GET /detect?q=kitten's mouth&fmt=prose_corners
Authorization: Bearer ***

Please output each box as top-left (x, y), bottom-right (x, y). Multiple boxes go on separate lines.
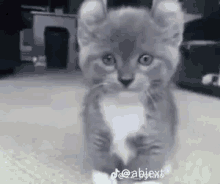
top-left (118, 78), bottom-right (134, 88)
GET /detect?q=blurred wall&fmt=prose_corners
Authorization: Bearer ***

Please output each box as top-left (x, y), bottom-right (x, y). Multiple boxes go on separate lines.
top-left (69, 0), bottom-right (82, 14)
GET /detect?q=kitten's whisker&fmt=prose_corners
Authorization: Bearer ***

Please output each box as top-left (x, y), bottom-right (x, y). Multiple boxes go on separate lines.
top-left (84, 83), bottom-right (109, 106)
top-left (90, 82), bottom-right (109, 91)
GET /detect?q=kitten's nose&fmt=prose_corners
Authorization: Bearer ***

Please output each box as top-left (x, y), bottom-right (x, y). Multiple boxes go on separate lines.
top-left (119, 78), bottom-right (134, 87)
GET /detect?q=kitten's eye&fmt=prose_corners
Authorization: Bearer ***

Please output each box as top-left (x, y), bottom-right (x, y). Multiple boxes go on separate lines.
top-left (102, 54), bottom-right (115, 66)
top-left (138, 54), bottom-right (153, 66)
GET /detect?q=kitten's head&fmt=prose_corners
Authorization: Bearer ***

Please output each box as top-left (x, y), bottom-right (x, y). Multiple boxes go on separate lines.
top-left (77, 0), bottom-right (184, 92)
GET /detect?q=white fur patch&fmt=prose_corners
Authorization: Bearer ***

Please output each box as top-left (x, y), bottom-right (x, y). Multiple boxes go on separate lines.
top-left (92, 170), bottom-right (117, 184)
top-left (100, 92), bottom-right (146, 165)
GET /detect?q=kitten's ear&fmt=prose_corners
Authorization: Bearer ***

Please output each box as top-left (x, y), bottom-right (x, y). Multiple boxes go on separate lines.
top-left (152, 1), bottom-right (184, 47)
top-left (77, 0), bottom-right (107, 46)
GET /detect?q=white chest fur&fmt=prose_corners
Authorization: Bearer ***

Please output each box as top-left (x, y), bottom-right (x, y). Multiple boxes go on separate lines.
top-left (99, 92), bottom-right (146, 165)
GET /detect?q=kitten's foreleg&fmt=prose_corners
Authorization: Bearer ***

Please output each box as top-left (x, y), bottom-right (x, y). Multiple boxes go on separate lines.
top-left (92, 170), bottom-right (117, 184)
top-left (133, 163), bottom-right (172, 184)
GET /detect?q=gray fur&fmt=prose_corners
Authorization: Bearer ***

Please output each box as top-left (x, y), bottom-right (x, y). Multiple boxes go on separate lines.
top-left (78, 0), bottom-right (184, 183)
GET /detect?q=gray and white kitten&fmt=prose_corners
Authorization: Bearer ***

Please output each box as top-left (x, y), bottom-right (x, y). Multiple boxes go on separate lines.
top-left (77, 0), bottom-right (184, 183)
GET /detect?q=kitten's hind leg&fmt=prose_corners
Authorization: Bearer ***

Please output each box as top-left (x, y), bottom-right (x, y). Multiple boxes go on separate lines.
top-left (92, 170), bottom-right (117, 184)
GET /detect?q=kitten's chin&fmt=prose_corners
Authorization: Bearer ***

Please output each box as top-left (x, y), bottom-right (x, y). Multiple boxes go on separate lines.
top-left (104, 83), bottom-right (142, 93)
top-left (95, 81), bottom-right (145, 95)
top-left (104, 87), bottom-right (139, 96)
top-left (101, 91), bottom-right (144, 106)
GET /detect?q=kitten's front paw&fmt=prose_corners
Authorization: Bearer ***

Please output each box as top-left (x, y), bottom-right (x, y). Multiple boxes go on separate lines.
top-left (92, 170), bottom-right (117, 184)
top-left (134, 182), bottom-right (162, 184)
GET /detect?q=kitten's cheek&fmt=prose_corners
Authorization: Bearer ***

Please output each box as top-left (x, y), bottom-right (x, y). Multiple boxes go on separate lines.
top-left (94, 63), bottom-right (116, 79)
top-left (133, 74), bottom-right (150, 89)
top-left (106, 73), bottom-right (120, 84)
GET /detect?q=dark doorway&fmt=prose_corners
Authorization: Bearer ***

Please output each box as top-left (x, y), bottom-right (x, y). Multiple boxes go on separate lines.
top-left (44, 27), bottom-right (69, 69)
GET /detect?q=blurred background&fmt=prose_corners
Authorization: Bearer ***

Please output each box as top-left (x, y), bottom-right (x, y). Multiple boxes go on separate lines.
top-left (0, 0), bottom-right (220, 97)
top-left (0, 1), bottom-right (220, 184)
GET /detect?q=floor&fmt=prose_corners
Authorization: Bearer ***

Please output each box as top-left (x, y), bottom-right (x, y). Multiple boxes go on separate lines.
top-left (0, 70), bottom-right (219, 184)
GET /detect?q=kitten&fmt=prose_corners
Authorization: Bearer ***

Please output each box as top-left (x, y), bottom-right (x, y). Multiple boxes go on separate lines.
top-left (77, 0), bottom-right (184, 183)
